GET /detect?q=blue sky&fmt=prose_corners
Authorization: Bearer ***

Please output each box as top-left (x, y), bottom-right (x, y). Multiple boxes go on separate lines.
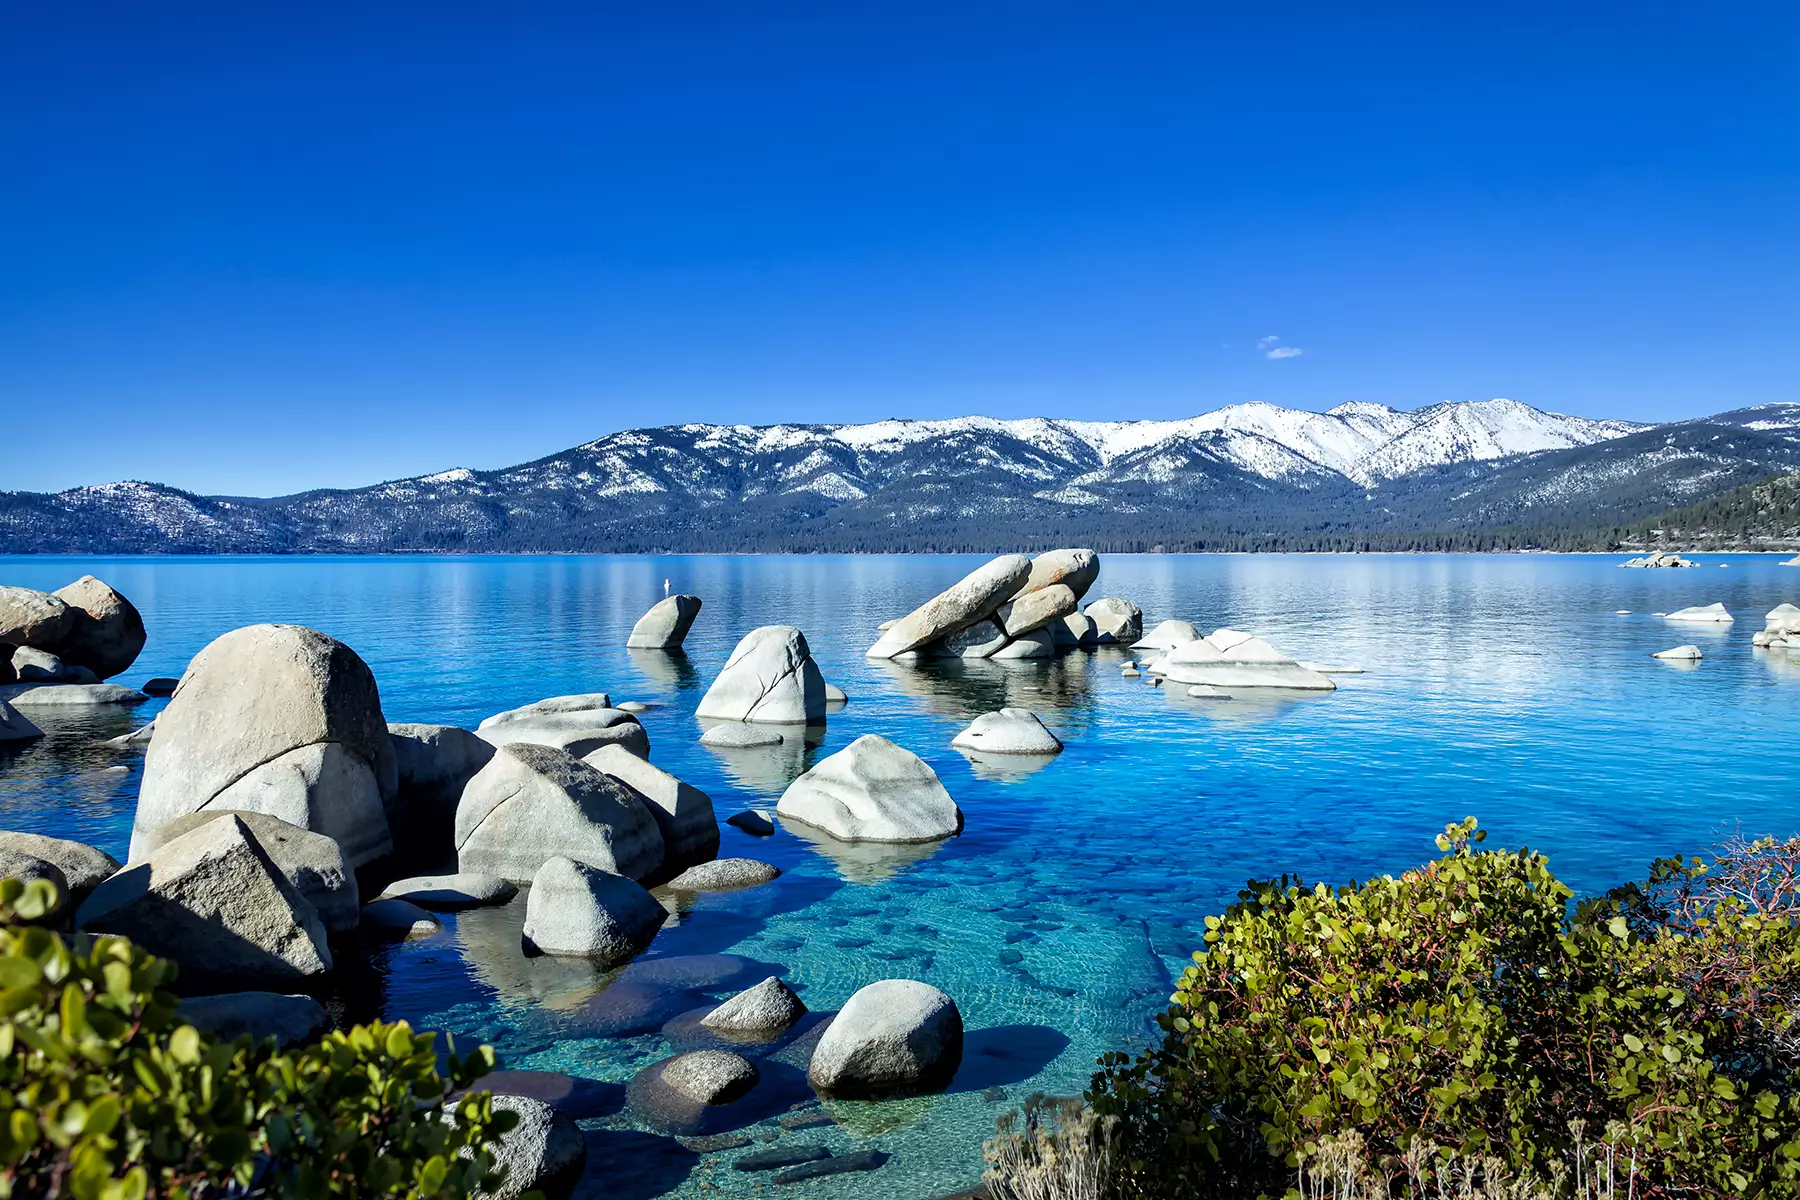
top-left (3, 1), bottom-right (1796, 496)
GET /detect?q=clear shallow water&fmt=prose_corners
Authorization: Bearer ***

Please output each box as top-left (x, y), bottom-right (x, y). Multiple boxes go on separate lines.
top-left (3, 552), bottom-right (1798, 1199)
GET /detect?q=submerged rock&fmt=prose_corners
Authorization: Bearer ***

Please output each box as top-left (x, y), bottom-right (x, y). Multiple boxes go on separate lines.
top-left (628, 595), bottom-right (703, 650)
top-left (361, 898), bottom-right (442, 938)
top-left (697, 626), bottom-right (827, 723)
top-left (378, 872), bottom-right (517, 910)
top-left (1664, 603), bottom-right (1734, 623)
top-left (776, 735), bottom-right (962, 844)
top-left (700, 724), bottom-right (784, 748)
top-left (807, 979), bottom-right (963, 1098)
top-left (522, 855), bottom-right (666, 965)
top-left (1158, 629), bottom-right (1336, 691)
top-left (701, 977), bottom-right (806, 1038)
top-left (1131, 619), bottom-right (1202, 650)
top-left (661, 858), bottom-right (780, 891)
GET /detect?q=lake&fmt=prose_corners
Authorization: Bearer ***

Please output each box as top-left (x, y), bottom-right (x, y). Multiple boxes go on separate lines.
top-left (3, 552), bottom-right (1797, 1199)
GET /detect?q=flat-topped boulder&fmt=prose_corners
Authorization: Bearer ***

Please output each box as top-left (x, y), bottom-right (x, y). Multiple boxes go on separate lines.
top-left (808, 979), bottom-right (963, 1098)
top-left (0, 684), bottom-right (146, 707)
top-left (522, 855), bottom-right (666, 964)
top-left (455, 743), bottom-right (665, 882)
top-left (377, 872), bottom-right (516, 910)
top-left (477, 704), bottom-right (649, 760)
top-left (133, 624), bottom-right (395, 867)
top-left (1010, 548), bottom-right (1099, 603)
top-left (1664, 603), bottom-right (1733, 623)
top-left (582, 744), bottom-right (719, 875)
top-left (777, 735), bottom-right (962, 844)
top-left (661, 858), bottom-right (780, 891)
top-left (951, 709), bottom-right (1062, 755)
top-left (0, 832), bottom-right (119, 903)
top-left (133, 809), bottom-right (359, 934)
top-left (1132, 619), bottom-right (1202, 650)
top-left (479, 694), bottom-right (613, 728)
top-left (1084, 597), bottom-right (1142, 644)
top-left (699, 724), bottom-right (783, 748)
top-left (628, 594), bottom-right (703, 649)
top-left (994, 583), bottom-right (1078, 638)
top-left (1653, 645), bottom-right (1703, 660)
top-left (1158, 629), bottom-right (1336, 691)
top-left (697, 626), bottom-right (826, 723)
top-left (77, 815), bottom-right (332, 986)
top-left (866, 555), bottom-right (1030, 659)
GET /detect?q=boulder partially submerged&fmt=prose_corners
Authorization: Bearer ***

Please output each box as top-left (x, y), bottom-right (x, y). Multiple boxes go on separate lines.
top-left (951, 709), bottom-right (1062, 755)
top-left (776, 735), bottom-right (962, 844)
top-left (1622, 551), bottom-right (1698, 568)
top-left (628, 594), bottom-right (702, 650)
top-left (807, 979), bottom-right (963, 1098)
top-left (1664, 603), bottom-right (1734, 623)
top-left (1156, 628), bottom-right (1337, 691)
top-left (133, 624), bottom-right (396, 867)
top-left (1131, 620), bottom-right (1202, 651)
top-left (455, 743), bottom-right (665, 882)
top-left (522, 855), bottom-right (666, 964)
top-left (1653, 645), bottom-right (1703, 660)
top-left (866, 556), bottom-right (1030, 659)
top-left (1754, 603), bottom-right (1800, 649)
top-left (697, 626), bottom-right (827, 723)
top-left (477, 700), bottom-right (649, 759)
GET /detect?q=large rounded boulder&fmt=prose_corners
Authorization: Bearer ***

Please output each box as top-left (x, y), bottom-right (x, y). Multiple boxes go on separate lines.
top-left (696, 626), bottom-right (826, 724)
top-left (455, 743), bottom-right (664, 883)
top-left (133, 625), bottom-right (396, 867)
top-left (0, 586), bottom-right (74, 648)
top-left (521, 854), bottom-right (667, 964)
top-left (47, 576), bottom-right (146, 680)
top-left (776, 735), bottom-right (962, 844)
top-left (807, 979), bottom-right (963, 1098)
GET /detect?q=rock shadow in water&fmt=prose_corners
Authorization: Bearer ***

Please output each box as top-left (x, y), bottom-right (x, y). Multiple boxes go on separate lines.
top-left (579, 1128), bottom-right (699, 1199)
top-left (868, 656), bottom-right (1099, 722)
top-left (949, 1025), bottom-right (1072, 1093)
top-left (626, 648), bottom-right (701, 690)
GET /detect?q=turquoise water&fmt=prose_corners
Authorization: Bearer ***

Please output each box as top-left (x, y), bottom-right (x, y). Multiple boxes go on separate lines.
top-left (3, 553), bottom-right (1798, 1198)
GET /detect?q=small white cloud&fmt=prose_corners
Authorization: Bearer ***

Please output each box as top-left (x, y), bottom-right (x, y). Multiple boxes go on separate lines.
top-left (1266, 346), bottom-right (1305, 359)
top-left (1257, 335), bottom-right (1281, 350)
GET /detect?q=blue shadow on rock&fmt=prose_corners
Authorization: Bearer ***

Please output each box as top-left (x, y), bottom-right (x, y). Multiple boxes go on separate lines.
top-left (949, 1025), bottom-right (1072, 1093)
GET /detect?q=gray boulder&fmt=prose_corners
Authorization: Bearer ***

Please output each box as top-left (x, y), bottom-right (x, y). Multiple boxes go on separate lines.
top-left (77, 815), bottom-right (333, 985)
top-left (1053, 613), bottom-right (1099, 647)
top-left (44, 577), bottom-right (146, 680)
top-left (378, 872), bottom-right (517, 909)
top-left (990, 628), bottom-right (1054, 659)
top-left (776, 735), bottom-right (962, 844)
top-left (455, 743), bottom-right (664, 883)
top-left (0, 699), bottom-right (42, 743)
top-left (1, 684), bottom-right (146, 707)
top-left (726, 811), bottom-right (775, 836)
top-left (108, 720), bottom-right (155, 747)
top-left (1011, 548), bottom-right (1100, 603)
top-left (661, 858), bottom-right (779, 891)
top-left (0, 586), bottom-right (74, 647)
top-left (923, 619), bottom-right (1007, 659)
top-left (866, 555), bottom-right (1031, 659)
top-left (521, 855), bottom-right (666, 964)
top-left (701, 976), bottom-right (806, 1037)
top-left (361, 898), bottom-right (441, 938)
top-left (807, 979), bottom-right (963, 1098)
top-left (581, 745), bottom-right (719, 875)
top-left (141, 677), bottom-right (179, 697)
top-left (477, 1096), bottom-right (588, 1200)
top-left (951, 709), bottom-right (1063, 755)
top-left (696, 626), bottom-right (826, 724)
top-left (134, 809), bottom-right (359, 934)
top-left (0, 832), bottom-right (119, 902)
top-left (387, 723), bottom-right (496, 849)
top-left (11, 647), bottom-right (99, 684)
top-left (661, 1051), bottom-right (759, 1105)
top-left (178, 992), bottom-right (330, 1048)
top-left (994, 583), bottom-right (1079, 638)
top-left (478, 707), bottom-right (649, 760)
top-left (1131, 619), bottom-right (1202, 650)
top-left (699, 724), bottom-right (783, 748)
top-left (133, 624), bottom-right (396, 867)
top-left (628, 595), bottom-right (703, 649)
top-left (479, 694), bottom-right (613, 729)
top-left (0, 853), bottom-right (65, 894)
top-left (1084, 597), bottom-right (1142, 644)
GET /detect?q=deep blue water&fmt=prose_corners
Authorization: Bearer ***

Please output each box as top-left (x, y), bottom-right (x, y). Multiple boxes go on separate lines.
top-left (3, 552), bottom-right (1798, 1198)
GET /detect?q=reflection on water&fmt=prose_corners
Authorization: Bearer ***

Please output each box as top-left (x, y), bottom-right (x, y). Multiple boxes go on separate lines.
top-left (4, 551), bottom-right (1800, 1200)
top-left (954, 747), bottom-right (1060, 781)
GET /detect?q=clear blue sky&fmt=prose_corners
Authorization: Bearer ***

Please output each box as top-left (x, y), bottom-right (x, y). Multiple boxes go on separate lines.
top-left (3, 1), bottom-right (1796, 496)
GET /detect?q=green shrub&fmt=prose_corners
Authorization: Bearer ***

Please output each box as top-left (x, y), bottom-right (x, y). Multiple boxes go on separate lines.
top-left (0, 877), bottom-right (527, 1199)
top-left (1088, 820), bottom-right (1800, 1199)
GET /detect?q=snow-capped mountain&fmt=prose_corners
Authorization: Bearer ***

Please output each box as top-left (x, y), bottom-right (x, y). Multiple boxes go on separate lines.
top-left (3, 399), bottom-right (1794, 553)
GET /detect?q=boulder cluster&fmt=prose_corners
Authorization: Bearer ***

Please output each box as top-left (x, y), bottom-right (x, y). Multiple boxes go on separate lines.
top-left (1136, 626), bottom-right (1338, 691)
top-left (1621, 551), bottom-right (1697, 568)
top-left (0, 576), bottom-right (146, 684)
top-left (865, 549), bottom-right (1141, 661)
top-left (1754, 603), bottom-right (1800, 649)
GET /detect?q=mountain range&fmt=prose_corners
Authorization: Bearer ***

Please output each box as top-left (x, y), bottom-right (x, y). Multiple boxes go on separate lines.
top-left (5, 398), bottom-right (1800, 554)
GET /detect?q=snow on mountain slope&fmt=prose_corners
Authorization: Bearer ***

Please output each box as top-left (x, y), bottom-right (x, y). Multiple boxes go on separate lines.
top-left (1354, 399), bottom-right (1646, 483)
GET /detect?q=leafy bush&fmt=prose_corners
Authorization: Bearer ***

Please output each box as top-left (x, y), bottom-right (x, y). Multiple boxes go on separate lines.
top-left (0, 877), bottom-right (526, 1199)
top-left (1088, 820), bottom-right (1800, 1199)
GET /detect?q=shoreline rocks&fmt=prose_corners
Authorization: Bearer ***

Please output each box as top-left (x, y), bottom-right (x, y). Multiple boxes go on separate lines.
top-left (701, 976), bottom-right (806, 1038)
top-left (133, 809), bottom-right (360, 934)
top-left (1622, 551), bottom-right (1697, 568)
top-left (776, 735), bottom-right (962, 844)
top-left (582, 745), bottom-right (720, 876)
